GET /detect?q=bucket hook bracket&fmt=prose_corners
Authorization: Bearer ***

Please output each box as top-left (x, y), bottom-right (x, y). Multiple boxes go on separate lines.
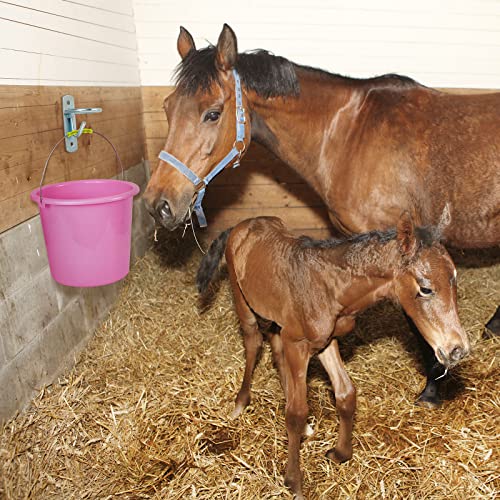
top-left (62, 95), bottom-right (102, 153)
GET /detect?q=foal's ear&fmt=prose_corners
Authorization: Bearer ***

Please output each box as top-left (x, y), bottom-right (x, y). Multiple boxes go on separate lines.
top-left (216, 24), bottom-right (238, 71)
top-left (437, 202), bottom-right (452, 233)
top-left (177, 26), bottom-right (196, 59)
top-left (396, 211), bottom-right (417, 256)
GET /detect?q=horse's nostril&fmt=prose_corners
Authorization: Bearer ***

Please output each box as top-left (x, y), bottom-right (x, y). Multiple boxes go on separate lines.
top-left (158, 200), bottom-right (171, 219)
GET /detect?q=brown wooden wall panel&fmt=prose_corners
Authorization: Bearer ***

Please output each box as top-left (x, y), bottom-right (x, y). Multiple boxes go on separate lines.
top-left (0, 85), bottom-right (144, 233)
top-left (204, 183), bottom-right (323, 210)
top-left (204, 206), bottom-right (331, 232)
top-left (138, 85), bottom-right (499, 237)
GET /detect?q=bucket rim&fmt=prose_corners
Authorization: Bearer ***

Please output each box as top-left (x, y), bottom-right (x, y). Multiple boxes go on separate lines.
top-left (30, 179), bottom-right (140, 206)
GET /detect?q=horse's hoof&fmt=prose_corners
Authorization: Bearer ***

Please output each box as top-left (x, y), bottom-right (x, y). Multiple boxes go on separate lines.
top-left (325, 447), bottom-right (351, 464)
top-left (483, 321), bottom-right (500, 338)
top-left (415, 393), bottom-right (442, 409)
top-left (484, 307), bottom-right (500, 338)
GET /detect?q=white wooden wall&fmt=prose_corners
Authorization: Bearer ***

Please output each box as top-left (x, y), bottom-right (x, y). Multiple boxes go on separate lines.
top-left (133, 0), bottom-right (500, 89)
top-left (0, 0), bottom-right (140, 86)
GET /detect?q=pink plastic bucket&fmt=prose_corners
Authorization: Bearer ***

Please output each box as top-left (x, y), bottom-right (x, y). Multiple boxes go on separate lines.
top-left (31, 179), bottom-right (140, 287)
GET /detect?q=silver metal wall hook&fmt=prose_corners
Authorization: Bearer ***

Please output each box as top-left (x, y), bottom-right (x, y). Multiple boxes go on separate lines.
top-left (62, 95), bottom-right (102, 153)
top-left (76, 121), bottom-right (87, 138)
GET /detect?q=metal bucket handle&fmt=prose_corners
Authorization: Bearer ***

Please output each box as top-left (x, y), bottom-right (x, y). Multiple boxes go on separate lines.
top-left (39, 130), bottom-right (125, 205)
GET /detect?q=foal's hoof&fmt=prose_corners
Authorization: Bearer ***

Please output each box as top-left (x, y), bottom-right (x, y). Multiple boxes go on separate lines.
top-left (230, 403), bottom-right (245, 419)
top-left (415, 393), bottom-right (442, 410)
top-left (284, 475), bottom-right (304, 500)
top-left (325, 447), bottom-right (351, 464)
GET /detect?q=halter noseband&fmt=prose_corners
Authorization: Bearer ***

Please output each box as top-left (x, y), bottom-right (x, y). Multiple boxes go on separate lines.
top-left (158, 69), bottom-right (246, 227)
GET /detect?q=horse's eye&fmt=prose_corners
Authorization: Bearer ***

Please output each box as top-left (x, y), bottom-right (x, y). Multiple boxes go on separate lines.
top-left (204, 111), bottom-right (220, 123)
top-left (417, 286), bottom-right (434, 298)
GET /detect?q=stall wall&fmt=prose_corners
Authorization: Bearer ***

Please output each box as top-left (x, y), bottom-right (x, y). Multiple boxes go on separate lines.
top-left (0, 0), bottom-right (144, 233)
top-left (0, 1), bottom-right (153, 423)
top-left (134, 0), bottom-right (500, 236)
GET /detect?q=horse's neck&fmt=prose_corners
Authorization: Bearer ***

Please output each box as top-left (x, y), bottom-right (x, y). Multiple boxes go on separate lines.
top-left (249, 72), bottom-right (364, 192)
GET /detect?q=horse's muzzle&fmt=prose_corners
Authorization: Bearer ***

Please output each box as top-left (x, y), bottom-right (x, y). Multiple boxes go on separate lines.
top-left (143, 197), bottom-right (181, 231)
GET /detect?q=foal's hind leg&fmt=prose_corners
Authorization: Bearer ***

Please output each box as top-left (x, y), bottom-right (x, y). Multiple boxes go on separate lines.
top-left (282, 336), bottom-right (310, 499)
top-left (404, 313), bottom-right (445, 409)
top-left (318, 339), bottom-right (356, 463)
top-left (268, 333), bottom-right (287, 391)
top-left (226, 269), bottom-right (263, 418)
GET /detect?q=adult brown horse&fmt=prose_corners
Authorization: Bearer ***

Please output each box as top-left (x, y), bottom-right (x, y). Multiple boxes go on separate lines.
top-left (143, 24), bottom-right (500, 407)
top-left (196, 213), bottom-right (470, 499)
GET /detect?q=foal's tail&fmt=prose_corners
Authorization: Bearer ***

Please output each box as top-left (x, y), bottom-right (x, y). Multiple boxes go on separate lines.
top-left (196, 228), bottom-right (233, 294)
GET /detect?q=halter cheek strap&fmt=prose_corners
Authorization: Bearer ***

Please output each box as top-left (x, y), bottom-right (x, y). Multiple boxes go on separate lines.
top-left (158, 69), bottom-right (246, 228)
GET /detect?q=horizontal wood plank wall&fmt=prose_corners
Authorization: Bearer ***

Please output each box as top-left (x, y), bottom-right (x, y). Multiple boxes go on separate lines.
top-left (133, 1), bottom-right (500, 89)
top-left (0, 85), bottom-right (144, 233)
top-left (141, 86), bottom-right (499, 238)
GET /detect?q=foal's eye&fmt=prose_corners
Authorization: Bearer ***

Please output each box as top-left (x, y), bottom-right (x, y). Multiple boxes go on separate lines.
top-left (204, 111), bottom-right (220, 123)
top-left (417, 286), bottom-right (434, 298)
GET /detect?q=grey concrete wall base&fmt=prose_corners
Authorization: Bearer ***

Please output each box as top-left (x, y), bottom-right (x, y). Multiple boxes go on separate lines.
top-left (0, 161), bottom-right (155, 424)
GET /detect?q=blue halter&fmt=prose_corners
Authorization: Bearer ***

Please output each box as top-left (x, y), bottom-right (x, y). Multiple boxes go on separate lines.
top-left (158, 69), bottom-right (246, 227)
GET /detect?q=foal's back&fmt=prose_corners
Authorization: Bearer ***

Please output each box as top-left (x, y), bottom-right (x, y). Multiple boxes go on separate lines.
top-left (226, 216), bottom-right (347, 340)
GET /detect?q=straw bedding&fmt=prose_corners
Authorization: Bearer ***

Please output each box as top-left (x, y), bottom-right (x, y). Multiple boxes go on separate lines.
top-left (1, 231), bottom-right (499, 499)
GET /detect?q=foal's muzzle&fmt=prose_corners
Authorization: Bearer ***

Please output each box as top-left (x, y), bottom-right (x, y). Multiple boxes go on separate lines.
top-left (436, 344), bottom-right (469, 368)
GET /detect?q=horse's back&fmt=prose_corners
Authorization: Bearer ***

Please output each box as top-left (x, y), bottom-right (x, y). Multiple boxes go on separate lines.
top-left (329, 85), bottom-right (500, 247)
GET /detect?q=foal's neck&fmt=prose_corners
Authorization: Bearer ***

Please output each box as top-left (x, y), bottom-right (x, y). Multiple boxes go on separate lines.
top-left (249, 71), bottom-right (364, 194)
top-left (327, 238), bottom-right (402, 314)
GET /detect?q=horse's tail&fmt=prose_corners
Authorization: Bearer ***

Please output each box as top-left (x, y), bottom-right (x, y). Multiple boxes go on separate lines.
top-left (196, 227), bottom-right (233, 294)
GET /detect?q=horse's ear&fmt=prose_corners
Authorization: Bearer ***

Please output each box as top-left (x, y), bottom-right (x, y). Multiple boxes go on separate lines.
top-left (216, 23), bottom-right (238, 71)
top-left (177, 26), bottom-right (196, 59)
top-left (437, 203), bottom-right (451, 233)
top-left (397, 211), bottom-right (417, 256)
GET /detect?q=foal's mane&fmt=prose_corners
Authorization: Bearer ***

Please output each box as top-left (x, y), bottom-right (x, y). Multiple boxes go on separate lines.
top-left (299, 225), bottom-right (440, 251)
top-left (175, 46), bottom-right (419, 98)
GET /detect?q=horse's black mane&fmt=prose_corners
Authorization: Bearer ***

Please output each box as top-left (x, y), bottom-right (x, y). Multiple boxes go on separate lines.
top-left (299, 225), bottom-right (439, 250)
top-left (175, 46), bottom-right (418, 98)
top-left (175, 46), bottom-right (300, 98)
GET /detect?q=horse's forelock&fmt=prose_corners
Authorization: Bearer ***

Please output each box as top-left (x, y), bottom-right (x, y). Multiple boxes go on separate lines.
top-left (174, 46), bottom-right (220, 95)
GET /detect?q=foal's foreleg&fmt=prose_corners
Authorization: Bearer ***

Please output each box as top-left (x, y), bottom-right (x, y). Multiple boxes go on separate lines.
top-left (318, 339), bottom-right (356, 463)
top-left (282, 337), bottom-right (310, 500)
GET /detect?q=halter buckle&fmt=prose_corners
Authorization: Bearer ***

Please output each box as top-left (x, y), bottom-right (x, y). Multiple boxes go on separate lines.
top-left (236, 106), bottom-right (246, 124)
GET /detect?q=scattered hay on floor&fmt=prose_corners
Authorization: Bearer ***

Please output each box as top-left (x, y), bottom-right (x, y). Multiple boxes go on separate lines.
top-left (0, 231), bottom-right (499, 499)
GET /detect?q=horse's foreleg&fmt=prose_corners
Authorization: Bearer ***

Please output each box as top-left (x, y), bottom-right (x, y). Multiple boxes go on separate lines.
top-left (485, 306), bottom-right (500, 337)
top-left (404, 313), bottom-right (445, 409)
top-left (318, 339), bottom-right (356, 463)
top-left (282, 336), bottom-right (310, 500)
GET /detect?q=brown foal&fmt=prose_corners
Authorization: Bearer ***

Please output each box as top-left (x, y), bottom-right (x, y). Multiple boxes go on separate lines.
top-left (197, 212), bottom-right (469, 499)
